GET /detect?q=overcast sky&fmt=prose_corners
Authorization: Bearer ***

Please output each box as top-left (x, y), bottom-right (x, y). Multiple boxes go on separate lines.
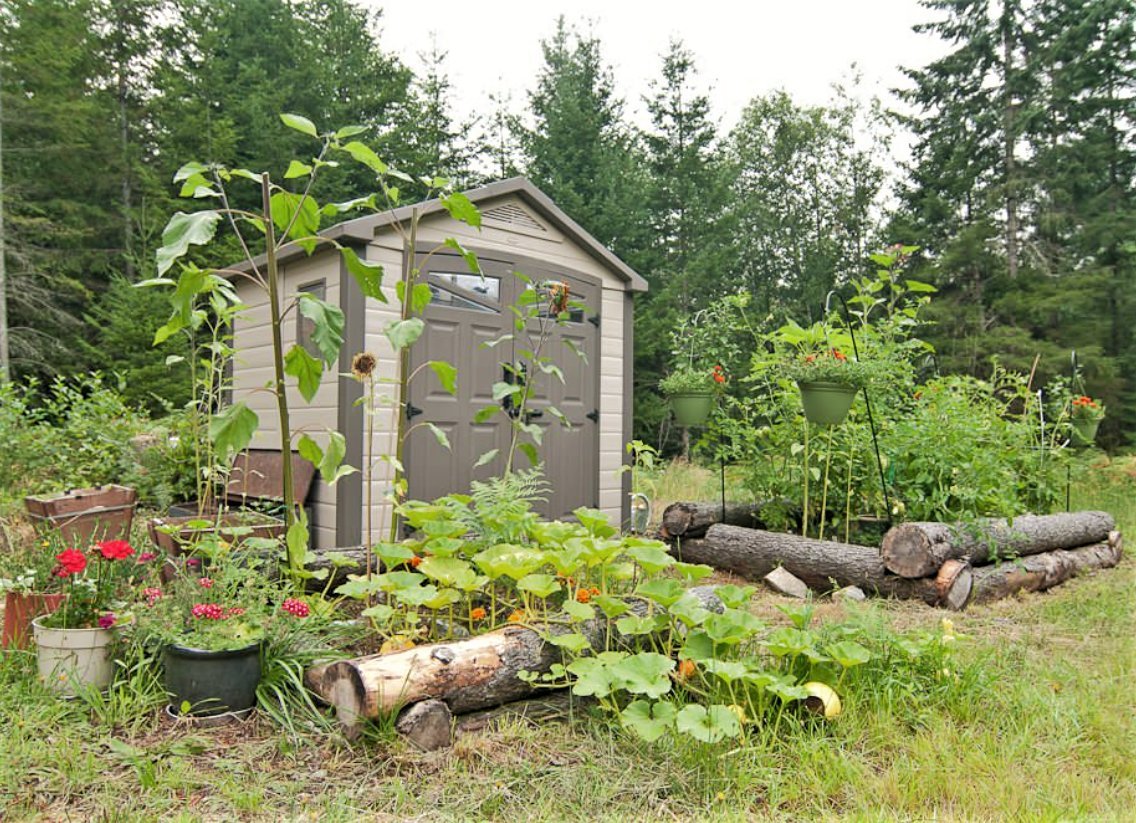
top-left (367, 0), bottom-right (946, 138)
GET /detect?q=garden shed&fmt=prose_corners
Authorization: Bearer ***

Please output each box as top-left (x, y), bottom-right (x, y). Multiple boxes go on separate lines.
top-left (229, 177), bottom-right (648, 549)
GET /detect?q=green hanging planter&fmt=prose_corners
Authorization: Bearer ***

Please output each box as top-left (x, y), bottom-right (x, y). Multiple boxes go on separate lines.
top-left (797, 381), bottom-right (858, 426)
top-left (669, 391), bottom-right (715, 427)
top-left (1070, 417), bottom-right (1100, 447)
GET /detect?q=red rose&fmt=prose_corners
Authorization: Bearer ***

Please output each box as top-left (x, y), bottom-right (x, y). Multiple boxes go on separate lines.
top-left (96, 540), bottom-right (135, 561)
top-left (56, 548), bottom-right (87, 575)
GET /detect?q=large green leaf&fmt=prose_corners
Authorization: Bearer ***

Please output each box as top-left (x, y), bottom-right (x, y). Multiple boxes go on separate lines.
top-left (626, 545), bottom-right (675, 576)
top-left (340, 141), bottom-right (386, 174)
top-left (609, 653), bottom-right (674, 699)
top-left (284, 160), bottom-right (313, 179)
top-left (443, 237), bottom-right (482, 273)
top-left (318, 431), bottom-right (355, 485)
top-left (340, 246), bottom-right (385, 301)
top-left (566, 657), bottom-right (615, 699)
top-left (417, 557), bottom-right (476, 589)
top-left (440, 192), bottom-right (481, 228)
top-left (385, 318), bottom-right (425, 350)
top-left (827, 640), bottom-right (872, 669)
top-left (620, 700), bottom-right (676, 743)
top-left (208, 402), bottom-right (258, 462)
top-left (156, 211), bottom-right (221, 276)
top-left (297, 294), bottom-right (345, 364)
top-left (675, 704), bottom-right (741, 743)
top-left (280, 113), bottom-right (318, 137)
top-left (427, 361), bottom-right (457, 395)
top-left (270, 190), bottom-right (320, 248)
top-left (516, 573), bottom-right (560, 599)
top-left (284, 344), bottom-right (323, 401)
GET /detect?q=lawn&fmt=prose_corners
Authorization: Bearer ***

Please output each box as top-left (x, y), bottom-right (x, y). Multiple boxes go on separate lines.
top-left (0, 460), bottom-right (1133, 822)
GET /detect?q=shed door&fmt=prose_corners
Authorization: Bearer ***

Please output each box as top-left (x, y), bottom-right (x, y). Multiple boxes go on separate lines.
top-left (405, 255), bottom-right (600, 520)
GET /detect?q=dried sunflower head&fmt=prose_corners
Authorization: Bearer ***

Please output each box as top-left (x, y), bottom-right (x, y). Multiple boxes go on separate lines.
top-left (351, 351), bottom-right (377, 380)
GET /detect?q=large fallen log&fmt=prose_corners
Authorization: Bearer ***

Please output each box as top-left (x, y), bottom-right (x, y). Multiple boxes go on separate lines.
top-left (674, 524), bottom-right (973, 610)
top-left (880, 511), bottom-right (1115, 578)
top-left (971, 531), bottom-right (1123, 604)
top-left (660, 501), bottom-right (771, 540)
top-left (307, 587), bottom-right (723, 735)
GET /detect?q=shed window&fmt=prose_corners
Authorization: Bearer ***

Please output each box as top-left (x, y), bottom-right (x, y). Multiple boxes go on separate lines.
top-left (297, 280), bottom-right (326, 357)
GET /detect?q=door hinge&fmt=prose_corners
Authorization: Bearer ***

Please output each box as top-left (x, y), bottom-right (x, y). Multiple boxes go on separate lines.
top-left (406, 403), bottom-right (423, 420)
top-left (586, 409), bottom-right (599, 423)
top-left (587, 314), bottom-right (600, 328)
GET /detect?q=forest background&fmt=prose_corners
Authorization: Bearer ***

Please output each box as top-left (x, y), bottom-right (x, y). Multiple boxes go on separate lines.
top-left (1, 0), bottom-right (1132, 449)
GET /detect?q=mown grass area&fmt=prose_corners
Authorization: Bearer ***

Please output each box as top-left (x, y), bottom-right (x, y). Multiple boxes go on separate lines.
top-left (1, 458), bottom-right (1133, 821)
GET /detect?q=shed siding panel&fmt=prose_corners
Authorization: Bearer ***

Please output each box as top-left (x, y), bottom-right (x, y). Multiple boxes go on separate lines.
top-left (598, 288), bottom-right (625, 528)
top-left (231, 251), bottom-right (342, 548)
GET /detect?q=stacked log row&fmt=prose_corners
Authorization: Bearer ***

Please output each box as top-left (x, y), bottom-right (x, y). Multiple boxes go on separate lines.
top-left (662, 502), bottom-right (1122, 611)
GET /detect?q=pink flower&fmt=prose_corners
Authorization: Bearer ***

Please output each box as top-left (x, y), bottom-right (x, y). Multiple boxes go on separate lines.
top-left (281, 598), bottom-right (310, 618)
top-left (185, 557), bottom-right (201, 568)
top-left (143, 586), bottom-right (163, 606)
top-left (198, 577), bottom-right (214, 589)
top-left (96, 540), bottom-right (135, 561)
top-left (97, 613), bottom-right (117, 629)
top-left (191, 603), bottom-right (224, 620)
top-left (137, 552), bottom-right (157, 563)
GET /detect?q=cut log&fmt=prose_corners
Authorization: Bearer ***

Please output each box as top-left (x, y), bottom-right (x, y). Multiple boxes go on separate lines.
top-left (971, 533), bottom-right (1123, 604)
top-left (675, 525), bottom-right (973, 609)
top-left (661, 502), bottom-right (768, 540)
top-left (455, 690), bottom-right (593, 736)
top-left (302, 547), bottom-right (376, 591)
top-left (880, 511), bottom-right (1115, 578)
top-left (395, 699), bottom-right (453, 751)
top-left (309, 587), bottom-right (723, 734)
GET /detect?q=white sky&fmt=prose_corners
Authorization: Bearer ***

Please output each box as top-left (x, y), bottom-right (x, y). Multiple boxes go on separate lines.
top-left (367, 0), bottom-right (946, 137)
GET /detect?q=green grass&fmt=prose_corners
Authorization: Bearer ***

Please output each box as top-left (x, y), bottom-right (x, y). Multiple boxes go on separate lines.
top-left (1, 458), bottom-right (1133, 821)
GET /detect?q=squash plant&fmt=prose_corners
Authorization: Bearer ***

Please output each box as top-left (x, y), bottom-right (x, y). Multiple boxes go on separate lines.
top-left (146, 114), bottom-right (479, 583)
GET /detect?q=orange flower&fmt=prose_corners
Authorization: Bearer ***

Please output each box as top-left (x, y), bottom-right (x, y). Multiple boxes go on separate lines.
top-left (470, 607), bottom-right (487, 621)
top-left (408, 554), bottom-right (422, 568)
top-left (590, 587), bottom-right (600, 596)
top-left (676, 659), bottom-right (697, 680)
top-left (575, 588), bottom-right (591, 604)
top-left (507, 609), bottom-right (526, 623)
top-left (831, 349), bottom-right (847, 361)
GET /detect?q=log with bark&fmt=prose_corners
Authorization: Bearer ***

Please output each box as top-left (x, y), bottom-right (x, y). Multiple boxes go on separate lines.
top-left (660, 501), bottom-right (780, 540)
top-left (674, 524), bottom-right (973, 610)
top-left (307, 587), bottom-right (723, 735)
top-left (880, 511), bottom-right (1115, 578)
top-left (970, 531), bottom-right (1123, 604)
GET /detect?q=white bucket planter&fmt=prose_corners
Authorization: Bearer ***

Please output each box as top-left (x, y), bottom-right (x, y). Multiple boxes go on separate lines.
top-left (31, 616), bottom-right (116, 694)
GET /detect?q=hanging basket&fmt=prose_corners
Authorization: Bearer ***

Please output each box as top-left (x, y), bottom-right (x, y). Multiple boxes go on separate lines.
top-left (797, 381), bottom-right (858, 426)
top-left (669, 391), bottom-right (715, 427)
top-left (1070, 417), bottom-right (1100, 447)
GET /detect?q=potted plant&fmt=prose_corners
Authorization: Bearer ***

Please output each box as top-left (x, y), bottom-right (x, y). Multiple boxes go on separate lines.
top-left (134, 553), bottom-right (311, 717)
top-left (660, 364), bottom-right (727, 427)
top-left (0, 529), bottom-right (70, 649)
top-left (786, 348), bottom-right (874, 426)
top-left (31, 539), bottom-right (149, 694)
top-left (1069, 394), bottom-right (1105, 446)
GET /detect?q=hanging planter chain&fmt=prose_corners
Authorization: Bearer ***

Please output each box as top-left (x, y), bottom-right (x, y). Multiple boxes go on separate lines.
top-left (824, 291), bottom-right (893, 526)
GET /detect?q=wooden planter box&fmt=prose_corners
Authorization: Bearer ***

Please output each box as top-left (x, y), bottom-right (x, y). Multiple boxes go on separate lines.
top-left (147, 511), bottom-right (286, 557)
top-left (24, 485), bottom-right (137, 545)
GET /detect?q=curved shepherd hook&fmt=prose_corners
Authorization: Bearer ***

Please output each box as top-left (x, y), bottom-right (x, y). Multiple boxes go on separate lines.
top-left (824, 290), bottom-right (893, 527)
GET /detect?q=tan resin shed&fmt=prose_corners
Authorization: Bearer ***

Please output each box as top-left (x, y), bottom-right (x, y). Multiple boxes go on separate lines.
top-left (229, 177), bottom-right (647, 549)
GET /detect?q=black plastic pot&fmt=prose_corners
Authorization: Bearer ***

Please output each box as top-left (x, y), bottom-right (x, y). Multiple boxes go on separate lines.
top-left (164, 642), bottom-right (262, 716)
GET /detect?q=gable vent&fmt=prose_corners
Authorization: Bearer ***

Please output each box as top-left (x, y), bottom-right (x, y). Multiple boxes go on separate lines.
top-left (483, 203), bottom-right (547, 233)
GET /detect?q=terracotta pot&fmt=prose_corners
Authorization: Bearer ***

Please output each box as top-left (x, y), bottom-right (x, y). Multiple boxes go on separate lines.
top-left (2, 591), bottom-right (67, 650)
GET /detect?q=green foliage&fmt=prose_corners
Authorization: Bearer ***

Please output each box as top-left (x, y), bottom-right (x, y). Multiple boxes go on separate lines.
top-left (0, 374), bottom-right (155, 505)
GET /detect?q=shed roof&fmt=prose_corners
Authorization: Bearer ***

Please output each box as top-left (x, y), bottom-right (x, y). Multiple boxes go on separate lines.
top-left (241, 176), bottom-right (648, 292)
